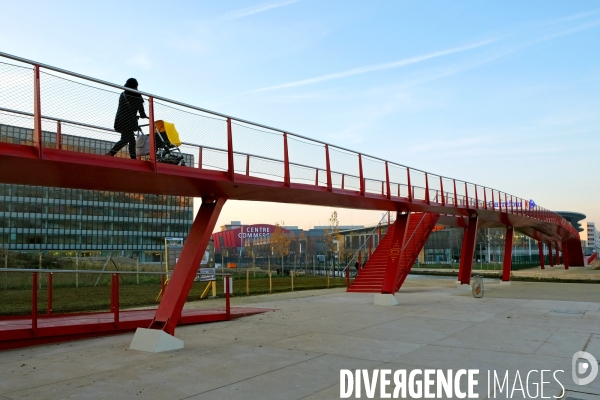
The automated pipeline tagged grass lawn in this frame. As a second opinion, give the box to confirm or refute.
[0,274,347,317]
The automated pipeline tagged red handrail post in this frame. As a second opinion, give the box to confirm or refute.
[315,169,319,186]
[112,274,119,328]
[407,168,413,202]
[474,185,479,209]
[483,188,487,210]
[227,118,234,181]
[491,190,496,211]
[56,121,62,150]
[32,272,38,335]
[358,154,365,196]
[245,154,250,176]
[424,173,430,204]
[325,144,332,191]
[385,162,391,200]
[453,180,457,206]
[33,65,43,158]
[225,276,231,319]
[440,177,445,206]
[47,272,53,315]
[198,147,203,169]
[148,97,156,170]
[283,133,290,187]
[464,183,469,207]
[341,174,345,190]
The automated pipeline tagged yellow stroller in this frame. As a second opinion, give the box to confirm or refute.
[153,120,185,166]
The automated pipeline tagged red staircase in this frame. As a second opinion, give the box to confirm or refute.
[347,212,439,293]
[586,252,598,265]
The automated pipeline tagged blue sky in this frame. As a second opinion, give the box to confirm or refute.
[1,1,599,235]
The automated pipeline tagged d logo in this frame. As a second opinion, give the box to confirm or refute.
[572,351,598,385]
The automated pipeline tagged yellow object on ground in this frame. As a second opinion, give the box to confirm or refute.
[154,120,182,146]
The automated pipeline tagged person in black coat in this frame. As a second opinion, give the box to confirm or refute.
[106,78,147,159]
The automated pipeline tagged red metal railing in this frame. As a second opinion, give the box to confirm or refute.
[1,269,232,332]
[0,51,579,239]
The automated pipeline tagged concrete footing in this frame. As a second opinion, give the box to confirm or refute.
[130,328,184,353]
[373,293,398,306]
[456,282,472,291]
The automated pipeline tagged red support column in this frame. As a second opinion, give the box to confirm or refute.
[283,133,290,187]
[502,226,514,282]
[150,198,226,335]
[33,66,43,158]
[32,272,38,335]
[458,215,478,285]
[538,241,545,270]
[381,213,410,294]
[227,118,234,181]
[47,273,53,315]
[555,244,560,266]
[548,242,554,267]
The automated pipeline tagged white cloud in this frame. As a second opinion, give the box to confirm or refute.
[251,39,497,92]
[126,53,152,70]
[222,0,300,21]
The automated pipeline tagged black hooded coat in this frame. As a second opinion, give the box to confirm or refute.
[113,79,147,133]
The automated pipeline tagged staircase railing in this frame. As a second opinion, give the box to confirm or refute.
[394,214,439,291]
[343,212,391,277]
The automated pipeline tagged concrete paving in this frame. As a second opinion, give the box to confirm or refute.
[1,276,599,399]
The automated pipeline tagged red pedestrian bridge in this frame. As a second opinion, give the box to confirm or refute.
[0,52,584,345]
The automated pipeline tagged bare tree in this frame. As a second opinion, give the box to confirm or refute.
[271,221,291,275]
[323,211,342,276]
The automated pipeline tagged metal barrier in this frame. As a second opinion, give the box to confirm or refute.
[0,268,232,323]
[0,51,579,239]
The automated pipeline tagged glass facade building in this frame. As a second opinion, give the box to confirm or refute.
[0,124,193,261]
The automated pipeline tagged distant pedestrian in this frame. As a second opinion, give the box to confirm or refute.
[107,78,147,159]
